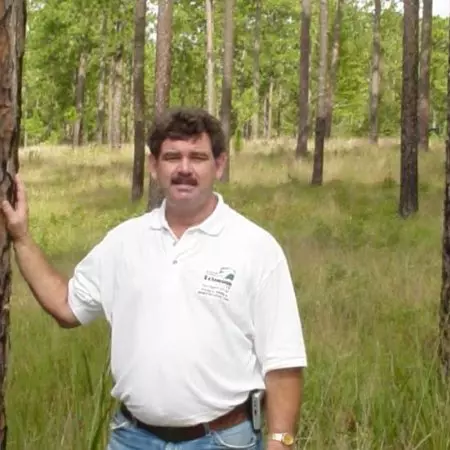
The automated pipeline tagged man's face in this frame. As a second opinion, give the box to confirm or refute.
[149,132,226,211]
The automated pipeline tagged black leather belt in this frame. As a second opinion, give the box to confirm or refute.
[119,400,250,443]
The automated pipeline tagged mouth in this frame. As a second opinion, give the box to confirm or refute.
[171,182,197,193]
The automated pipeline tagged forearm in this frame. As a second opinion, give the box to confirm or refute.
[264,367,304,435]
[13,235,78,327]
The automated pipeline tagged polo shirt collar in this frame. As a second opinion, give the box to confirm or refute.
[148,192,226,236]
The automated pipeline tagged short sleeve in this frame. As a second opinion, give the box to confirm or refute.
[252,253,308,376]
[67,236,111,325]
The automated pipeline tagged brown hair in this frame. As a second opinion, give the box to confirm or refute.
[147,107,226,159]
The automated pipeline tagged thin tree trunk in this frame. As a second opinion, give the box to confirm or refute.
[267,79,273,139]
[132,0,146,202]
[438,13,450,379]
[277,84,282,136]
[205,0,215,115]
[0,1,26,447]
[252,0,261,139]
[325,0,343,139]
[111,42,123,150]
[148,0,173,211]
[263,93,268,138]
[154,0,173,116]
[399,0,419,217]
[73,51,87,147]
[369,0,381,144]
[108,62,114,147]
[96,12,107,145]
[418,0,432,151]
[219,0,234,183]
[124,53,133,144]
[311,0,328,186]
[295,0,312,158]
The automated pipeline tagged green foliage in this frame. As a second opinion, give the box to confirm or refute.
[22,0,449,144]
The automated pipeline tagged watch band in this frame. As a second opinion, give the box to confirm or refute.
[268,432,295,446]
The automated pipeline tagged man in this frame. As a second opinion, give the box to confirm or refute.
[2,107,307,450]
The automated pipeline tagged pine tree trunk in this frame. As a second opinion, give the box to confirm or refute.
[295,0,311,158]
[0,1,26,447]
[369,0,381,144]
[399,0,419,217]
[219,0,234,183]
[205,0,215,115]
[311,0,328,186]
[124,54,133,144]
[96,12,107,145]
[418,0,432,152]
[108,61,114,147]
[252,0,261,140]
[148,0,173,211]
[154,0,173,116]
[439,15,450,379]
[267,79,273,139]
[110,43,123,150]
[73,51,87,147]
[325,0,343,139]
[132,0,146,202]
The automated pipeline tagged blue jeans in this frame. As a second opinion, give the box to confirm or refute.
[107,409,264,450]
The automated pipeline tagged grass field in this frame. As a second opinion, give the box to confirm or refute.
[6,137,450,449]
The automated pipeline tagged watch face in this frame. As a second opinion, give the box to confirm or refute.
[282,434,294,445]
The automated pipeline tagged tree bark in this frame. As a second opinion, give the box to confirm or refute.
[205,0,215,115]
[72,51,87,147]
[399,0,419,217]
[311,0,328,186]
[219,0,234,183]
[148,0,173,211]
[96,12,107,145]
[154,0,173,117]
[369,0,381,144]
[439,14,450,379]
[110,42,123,150]
[418,0,432,151]
[295,0,311,158]
[131,0,146,202]
[0,1,26,447]
[252,0,261,139]
[267,79,273,139]
[325,0,343,139]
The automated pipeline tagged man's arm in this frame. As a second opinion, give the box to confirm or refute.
[13,235,80,328]
[264,367,304,445]
[2,174,80,328]
[252,247,308,446]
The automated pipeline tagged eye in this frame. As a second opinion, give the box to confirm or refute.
[191,153,209,161]
[163,154,180,161]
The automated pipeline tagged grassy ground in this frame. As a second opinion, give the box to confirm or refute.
[6,137,450,449]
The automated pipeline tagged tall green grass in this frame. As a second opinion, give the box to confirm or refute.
[7,139,450,449]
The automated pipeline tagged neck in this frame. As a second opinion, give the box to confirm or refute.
[165,193,218,237]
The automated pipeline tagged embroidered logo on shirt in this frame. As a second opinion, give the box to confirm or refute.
[197,267,236,301]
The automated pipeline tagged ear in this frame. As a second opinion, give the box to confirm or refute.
[214,152,228,180]
[148,153,158,181]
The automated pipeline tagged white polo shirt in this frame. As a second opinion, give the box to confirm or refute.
[68,193,307,427]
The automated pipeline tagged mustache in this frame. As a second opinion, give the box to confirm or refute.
[171,175,198,186]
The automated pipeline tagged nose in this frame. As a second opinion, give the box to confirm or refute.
[178,157,193,174]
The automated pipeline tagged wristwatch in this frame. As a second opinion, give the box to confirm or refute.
[268,432,295,446]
